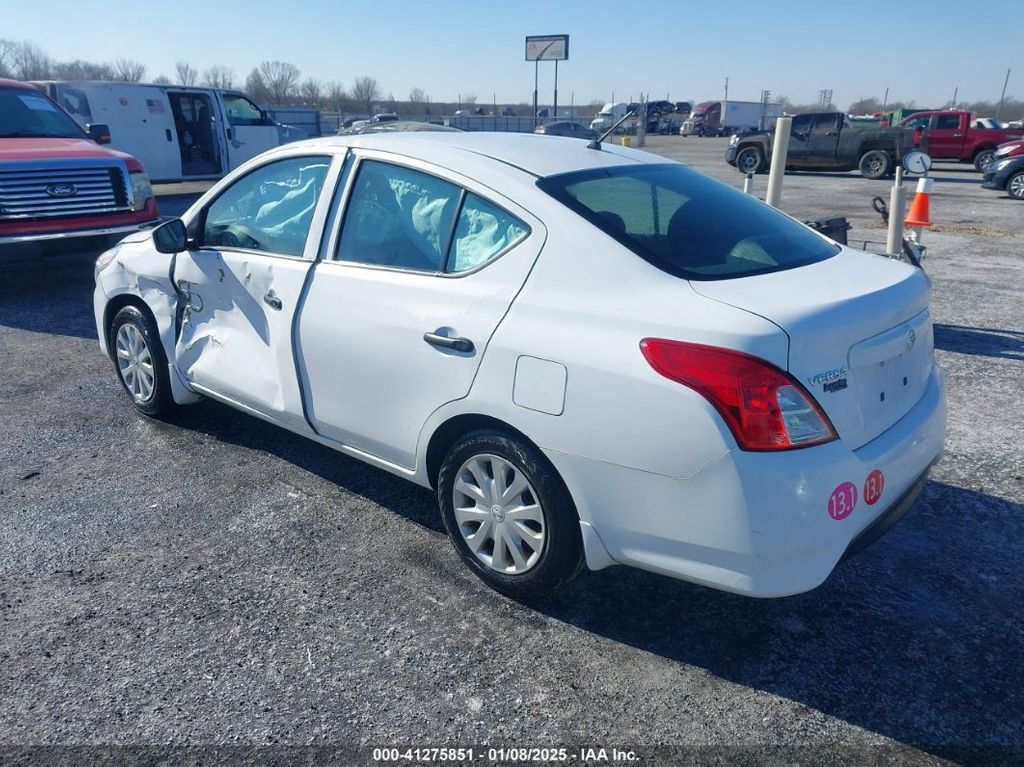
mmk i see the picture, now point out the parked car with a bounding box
[992,138,1024,160]
[1,78,158,267]
[897,110,1023,171]
[534,121,596,139]
[31,80,302,182]
[727,112,919,179]
[981,154,1024,200]
[94,133,945,600]
[339,121,461,135]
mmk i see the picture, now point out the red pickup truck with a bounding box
[1,78,159,266]
[897,110,1024,171]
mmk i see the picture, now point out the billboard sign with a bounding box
[526,35,569,62]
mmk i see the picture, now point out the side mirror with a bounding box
[153,218,188,254]
[86,123,111,144]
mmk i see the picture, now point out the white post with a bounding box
[886,166,906,255]
[765,116,791,208]
[743,172,754,195]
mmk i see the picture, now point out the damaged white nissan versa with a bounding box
[94,133,946,599]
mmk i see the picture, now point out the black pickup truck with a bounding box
[725,112,919,179]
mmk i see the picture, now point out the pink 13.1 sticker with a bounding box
[864,469,885,506]
[828,481,858,520]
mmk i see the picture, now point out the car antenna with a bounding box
[588,106,638,151]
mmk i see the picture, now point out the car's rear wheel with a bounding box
[974,148,996,172]
[438,430,583,600]
[859,150,891,179]
[1008,171,1024,200]
[735,146,764,174]
[109,305,173,417]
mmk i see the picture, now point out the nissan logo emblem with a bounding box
[45,183,78,198]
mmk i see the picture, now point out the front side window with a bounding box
[538,163,839,280]
[224,95,266,126]
[202,156,331,257]
[903,116,930,130]
[337,161,530,273]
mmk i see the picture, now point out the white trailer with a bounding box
[31,81,305,182]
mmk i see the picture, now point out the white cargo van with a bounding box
[31,81,305,182]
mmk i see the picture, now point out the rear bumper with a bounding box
[548,365,946,598]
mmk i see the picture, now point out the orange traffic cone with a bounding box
[904,177,933,228]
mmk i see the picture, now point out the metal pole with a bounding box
[553,60,558,118]
[951,86,958,108]
[886,166,906,255]
[882,87,889,109]
[997,68,1011,119]
[765,115,792,208]
[533,61,538,127]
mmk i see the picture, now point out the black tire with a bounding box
[973,148,996,172]
[108,305,174,417]
[859,149,892,180]
[438,429,584,600]
[1008,171,1024,201]
[735,145,765,174]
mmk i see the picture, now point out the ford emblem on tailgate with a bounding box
[45,183,78,198]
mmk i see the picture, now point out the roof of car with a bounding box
[281,132,665,178]
[0,78,34,90]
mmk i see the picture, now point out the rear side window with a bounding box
[936,115,960,130]
[538,163,839,280]
[337,160,529,273]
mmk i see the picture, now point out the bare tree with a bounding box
[408,87,426,104]
[152,75,172,85]
[462,93,478,105]
[113,58,146,83]
[351,75,381,114]
[299,78,322,107]
[10,41,53,79]
[246,60,300,106]
[325,80,347,111]
[174,61,198,87]
[202,65,235,90]
[52,59,115,79]
[0,39,15,78]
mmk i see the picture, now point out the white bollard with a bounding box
[886,167,906,255]
[743,172,754,195]
[765,116,792,208]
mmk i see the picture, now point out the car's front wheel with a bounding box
[109,305,173,417]
[438,430,583,600]
[859,150,892,179]
[735,146,764,174]
[1008,171,1024,201]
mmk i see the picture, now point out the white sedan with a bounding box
[93,133,946,599]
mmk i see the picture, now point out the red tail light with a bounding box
[640,339,838,451]
[913,128,923,147]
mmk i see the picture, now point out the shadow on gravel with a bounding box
[533,480,1024,761]
[0,264,97,340]
[162,395,1023,759]
[164,399,443,534]
[934,323,1023,360]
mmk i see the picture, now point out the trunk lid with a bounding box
[690,248,934,449]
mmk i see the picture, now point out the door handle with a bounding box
[423,331,474,353]
[165,128,172,142]
[263,291,282,310]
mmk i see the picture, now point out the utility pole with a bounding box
[951,86,958,108]
[997,68,1011,119]
[883,86,889,109]
[724,76,730,103]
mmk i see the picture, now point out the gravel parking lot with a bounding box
[1,136,1022,761]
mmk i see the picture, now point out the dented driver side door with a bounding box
[171,153,338,431]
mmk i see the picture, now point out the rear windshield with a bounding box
[537,163,840,280]
[0,86,86,139]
